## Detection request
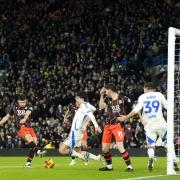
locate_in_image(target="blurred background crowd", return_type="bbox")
[0,0,179,149]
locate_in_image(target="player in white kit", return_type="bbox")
[118,83,179,171]
[59,92,103,164]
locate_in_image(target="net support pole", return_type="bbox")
[167,27,176,175]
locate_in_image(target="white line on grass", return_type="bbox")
[0,164,64,169]
[0,165,41,169]
[117,174,180,180]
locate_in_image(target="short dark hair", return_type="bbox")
[75,92,87,100]
[144,82,154,90]
[104,83,117,92]
[17,94,27,101]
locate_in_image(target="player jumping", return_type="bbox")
[0,94,46,168]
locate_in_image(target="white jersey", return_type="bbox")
[64,102,98,148]
[133,91,167,122]
[71,102,97,133]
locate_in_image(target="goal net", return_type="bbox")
[167,27,180,175]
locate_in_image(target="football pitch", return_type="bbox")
[0,157,180,180]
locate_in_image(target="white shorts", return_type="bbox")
[63,130,82,148]
[145,120,167,145]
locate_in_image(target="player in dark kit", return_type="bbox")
[99,83,133,171]
[0,94,46,168]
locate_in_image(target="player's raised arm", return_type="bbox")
[99,87,107,110]
[0,105,14,126]
[0,114,11,126]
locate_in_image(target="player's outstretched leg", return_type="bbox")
[59,143,86,161]
[81,151,105,165]
[36,143,47,158]
[37,149,47,157]
[69,149,87,161]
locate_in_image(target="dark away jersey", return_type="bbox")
[104,94,132,124]
[8,103,33,128]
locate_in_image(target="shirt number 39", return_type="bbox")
[144,100,160,113]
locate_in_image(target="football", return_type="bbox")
[44,159,55,168]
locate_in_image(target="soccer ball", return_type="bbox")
[44,159,55,168]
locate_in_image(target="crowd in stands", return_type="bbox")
[0,0,179,149]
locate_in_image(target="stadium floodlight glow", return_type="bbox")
[167,27,180,175]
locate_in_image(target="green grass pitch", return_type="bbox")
[0,157,179,180]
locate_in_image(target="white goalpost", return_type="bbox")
[167,27,180,175]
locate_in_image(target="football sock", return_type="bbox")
[70,150,84,160]
[147,147,155,159]
[71,156,75,160]
[27,142,38,163]
[82,151,99,160]
[121,151,131,166]
[103,152,112,168]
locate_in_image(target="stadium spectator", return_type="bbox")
[0,0,179,149]
[124,123,135,149]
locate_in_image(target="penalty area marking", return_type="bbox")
[116,174,180,180]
